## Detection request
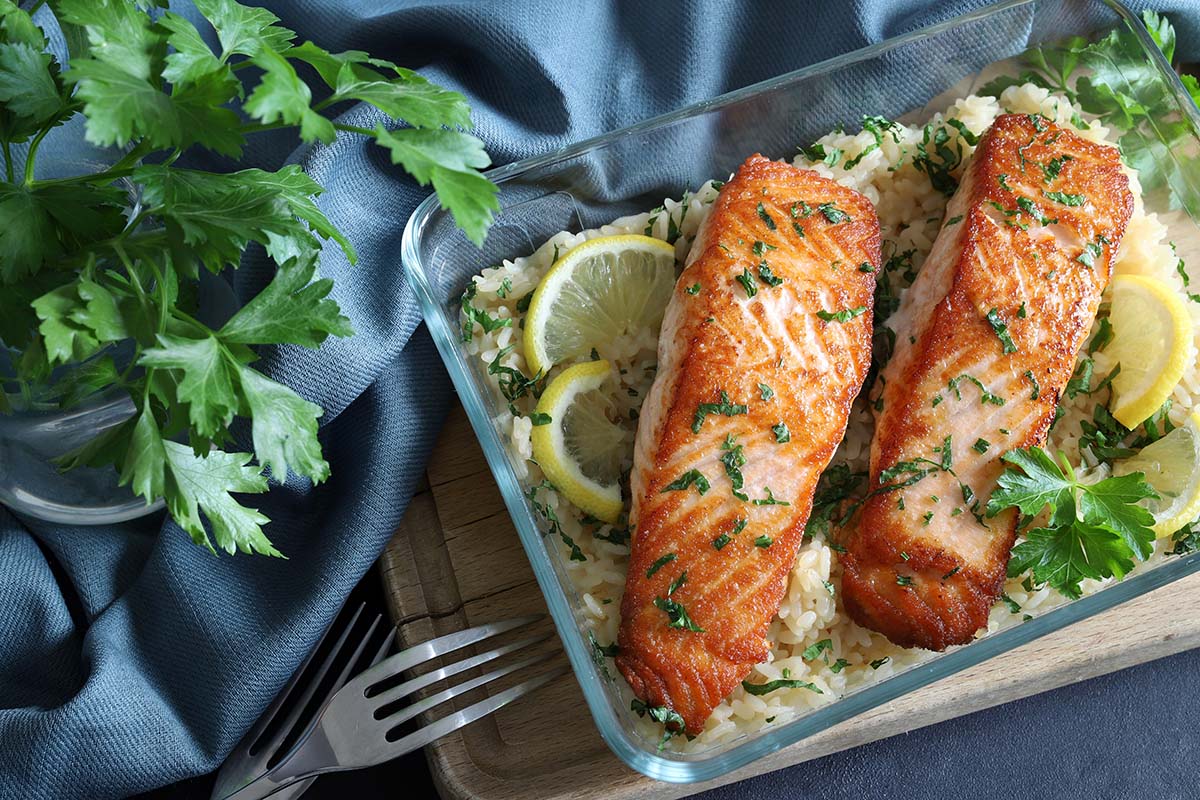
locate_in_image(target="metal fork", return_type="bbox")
[221,614,566,799]
[211,603,395,800]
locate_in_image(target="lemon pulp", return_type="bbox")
[530,360,627,523]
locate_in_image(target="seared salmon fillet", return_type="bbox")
[841,114,1133,651]
[616,154,880,733]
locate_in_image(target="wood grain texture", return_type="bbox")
[379,403,1200,800]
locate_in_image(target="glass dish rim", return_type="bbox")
[401,0,1200,783]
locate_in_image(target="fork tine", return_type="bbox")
[370,627,396,666]
[382,665,569,760]
[367,631,552,710]
[353,614,544,691]
[377,651,547,730]
[245,602,365,752]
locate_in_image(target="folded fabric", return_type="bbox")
[0,1,1194,798]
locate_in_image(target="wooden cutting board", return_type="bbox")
[378,403,1200,800]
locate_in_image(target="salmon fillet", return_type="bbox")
[841,114,1134,651]
[616,154,880,733]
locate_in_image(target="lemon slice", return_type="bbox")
[1106,274,1195,429]
[524,234,676,376]
[1114,408,1200,537]
[530,360,626,523]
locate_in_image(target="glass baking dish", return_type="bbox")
[402,0,1200,782]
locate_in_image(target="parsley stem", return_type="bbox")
[1,139,11,183]
[29,139,154,189]
[22,124,53,185]
[334,123,376,137]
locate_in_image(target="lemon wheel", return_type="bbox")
[530,360,627,523]
[1115,408,1200,537]
[523,235,676,376]
[1105,274,1194,429]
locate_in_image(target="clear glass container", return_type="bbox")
[402,0,1200,782]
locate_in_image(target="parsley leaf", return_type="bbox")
[989,447,1157,598]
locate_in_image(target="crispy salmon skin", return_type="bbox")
[841,114,1134,651]
[616,155,880,733]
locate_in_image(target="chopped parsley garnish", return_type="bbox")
[686,282,701,295]
[1024,369,1041,400]
[1016,196,1057,226]
[1041,154,1072,183]
[754,535,773,548]
[1076,240,1103,268]
[758,263,784,287]
[752,487,790,506]
[1018,301,1027,319]
[646,553,677,578]
[831,658,850,673]
[631,699,686,745]
[1088,317,1113,354]
[792,221,806,238]
[653,596,705,632]
[692,390,748,433]
[496,277,512,298]
[661,470,711,495]
[942,566,962,580]
[857,261,876,273]
[802,639,833,661]
[817,306,867,323]
[720,435,749,501]
[757,202,777,230]
[988,447,1158,598]
[713,517,749,551]
[937,434,954,471]
[736,268,758,298]
[985,308,1018,354]
[758,383,775,401]
[870,657,890,670]
[948,374,1006,406]
[843,115,903,168]
[922,511,934,525]
[896,575,914,586]
[667,571,688,595]
[529,412,552,426]
[461,281,514,341]
[1043,190,1085,206]
[818,202,850,224]
[1000,593,1022,614]
[913,121,965,195]
[741,678,822,696]
[527,482,585,561]
[772,421,791,443]
[998,173,1013,192]
[516,291,534,313]
[945,215,964,226]
[752,240,777,257]
[792,201,813,218]
[801,143,842,167]
[973,438,991,454]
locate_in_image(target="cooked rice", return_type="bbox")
[460,83,1200,753]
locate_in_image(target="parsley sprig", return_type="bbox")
[980,11,1200,216]
[987,447,1157,598]
[0,0,498,555]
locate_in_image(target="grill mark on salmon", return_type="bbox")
[841,114,1134,651]
[616,154,880,733]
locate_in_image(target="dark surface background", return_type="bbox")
[147,564,1198,800]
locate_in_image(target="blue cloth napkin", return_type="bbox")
[2,2,1197,798]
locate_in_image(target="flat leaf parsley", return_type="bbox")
[987,447,1157,598]
[0,0,498,555]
